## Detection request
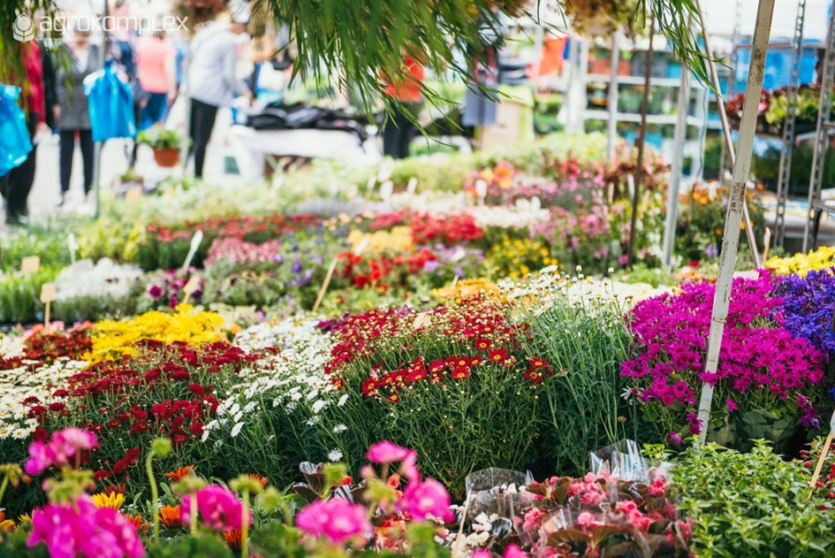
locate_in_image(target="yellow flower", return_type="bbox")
[766,246,835,277]
[85,305,225,363]
[91,491,125,510]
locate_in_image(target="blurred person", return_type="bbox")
[0,36,55,225]
[381,54,424,159]
[53,26,102,205]
[135,30,176,130]
[187,7,252,179]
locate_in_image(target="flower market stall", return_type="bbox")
[4,0,835,557]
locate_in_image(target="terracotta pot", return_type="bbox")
[152,147,180,168]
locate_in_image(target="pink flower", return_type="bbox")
[27,496,144,558]
[366,441,421,480]
[503,543,530,558]
[25,428,99,475]
[180,485,250,533]
[726,399,738,413]
[576,512,597,528]
[366,441,411,464]
[397,478,454,522]
[521,507,545,532]
[296,499,372,544]
[472,550,492,558]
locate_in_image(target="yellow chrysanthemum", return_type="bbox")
[766,246,835,277]
[348,227,414,255]
[85,304,225,363]
[433,278,500,301]
[91,491,125,510]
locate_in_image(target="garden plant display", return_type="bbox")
[2,132,835,556]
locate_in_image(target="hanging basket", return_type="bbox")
[152,147,180,168]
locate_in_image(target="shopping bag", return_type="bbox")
[0,85,33,176]
[84,59,137,142]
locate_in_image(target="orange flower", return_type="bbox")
[223,529,242,551]
[165,465,196,482]
[125,514,149,534]
[246,474,269,488]
[0,512,14,532]
[158,505,182,529]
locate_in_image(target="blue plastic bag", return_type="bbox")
[0,85,33,176]
[84,59,137,142]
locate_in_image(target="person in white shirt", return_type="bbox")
[187,7,252,178]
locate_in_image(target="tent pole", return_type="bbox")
[696,0,776,446]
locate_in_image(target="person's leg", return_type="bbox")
[7,112,38,219]
[191,99,219,179]
[59,130,75,201]
[397,105,417,159]
[79,130,95,194]
[382,110,403,159]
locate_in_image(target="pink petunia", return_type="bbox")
[295,499,372,544]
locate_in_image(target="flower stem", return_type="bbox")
[0,474,9,507]
[190,493,198,535]
[241,490,250,558]
[146,453,160,541]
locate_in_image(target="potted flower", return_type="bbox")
[137,126,183,168]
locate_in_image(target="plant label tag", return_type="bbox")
[183,276,200,296]
[354,237,369,257]
[21,256,40,274]
[40,282,56,303]
[475,180,487,203]
[412,312,432,330]
[126,187,142,201]
[380,181,394,202]
[830,410,835,433]
[346,184,359,199]
[182,230,204,270]
[407,178,418,195]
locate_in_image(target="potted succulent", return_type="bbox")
[137,126,183,168]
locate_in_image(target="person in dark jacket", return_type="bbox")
[53,26,102,205]
[0,39,54,224]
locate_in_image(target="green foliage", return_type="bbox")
[0,267,58,324]
[672,441,835,557]
[517,285,657,475]
[137,126,184,150]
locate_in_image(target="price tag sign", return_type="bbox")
[21,256,40,274]
[380,181,394,202]
[126,187,142,201]
[412,312,432,330]
[40,282,57,303]
[181,230,204,271]
[407,178,418,196]
[182,275,201,304]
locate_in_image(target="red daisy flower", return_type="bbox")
[451,367,471,380]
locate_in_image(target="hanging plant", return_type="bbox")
[562,0,644,37]
[173,0,230,28]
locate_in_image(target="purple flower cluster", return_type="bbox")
[622,272,825,426]
[773,269,835,357]
[28,496,144,558]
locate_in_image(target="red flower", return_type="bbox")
[33,427,48,442]
[429,359,445,374]
[188,384,205,396]
[190,422,204,435]
[524,369,544,385]
[528,357,549,369]
[52,389,69,398]
[474,338,492,351]
[362,378,379,398]
[48,402,67,413]
[488,349,509,363]
[451,367,471,380]
[151,403,170,420]
[387,392,401,403]
[113,448,141,474]
[107,418,122,429]
[330,376,346,390]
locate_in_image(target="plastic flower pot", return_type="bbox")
[152,147,180,168]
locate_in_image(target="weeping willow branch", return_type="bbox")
[0,0,708,105]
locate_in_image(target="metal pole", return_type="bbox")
[694,0,761,269]
[627,20,654,267]
[607,33,620,160]
[662,66,690,266]
[696,0,776,446]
